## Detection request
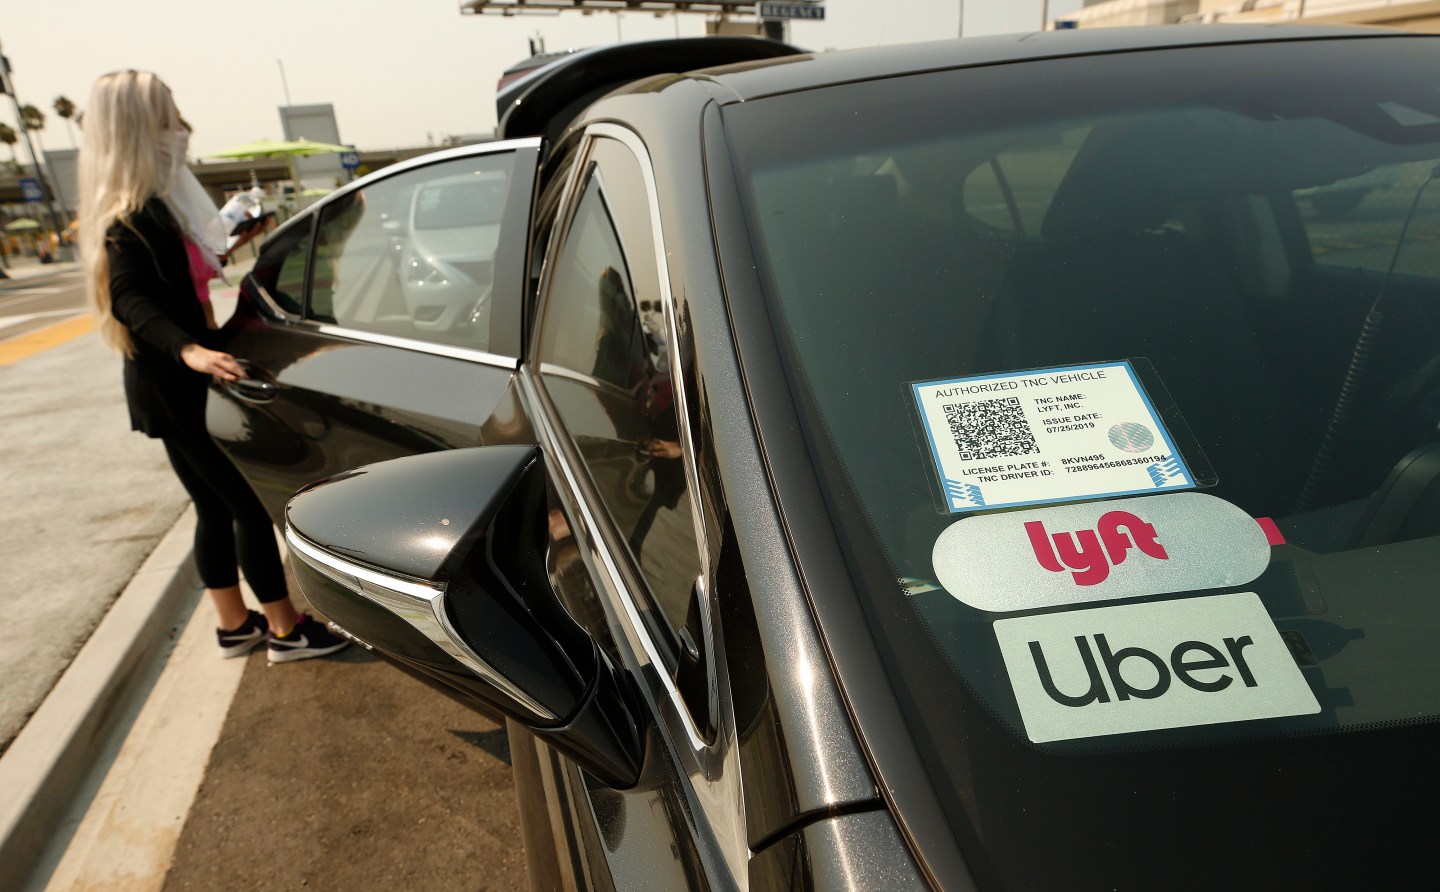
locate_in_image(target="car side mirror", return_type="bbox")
[284,446,643,788]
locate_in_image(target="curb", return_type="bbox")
[0,507,199,892]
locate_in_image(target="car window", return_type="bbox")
[249,216,311,315]
[720,38,1440,888]
[536,138,703,664]
[308,152,517,352]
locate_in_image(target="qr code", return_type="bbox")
[945,398,1039,461]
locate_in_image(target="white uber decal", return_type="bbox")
[931,492,1276,612]
[994,593,1319,743]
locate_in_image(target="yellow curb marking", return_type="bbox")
[0,314,95,366]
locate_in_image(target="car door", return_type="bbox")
[516,128,747,889]
[210,140,539,521]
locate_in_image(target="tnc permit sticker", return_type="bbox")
[912,361,1194,512]
[930,492,1279,612]
[995,593,1320,743]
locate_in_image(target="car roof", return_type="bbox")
[687,24,1419,103]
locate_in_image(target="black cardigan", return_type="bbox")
[107,198,214,439]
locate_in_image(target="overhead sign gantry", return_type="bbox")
[461,1,763,15]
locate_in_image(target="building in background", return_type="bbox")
[1060,0,1198,28]
[1056,0,1440,30]
[280,104,345,193]
[44,148,76,219]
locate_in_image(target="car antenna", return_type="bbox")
[1295,164,1440,513]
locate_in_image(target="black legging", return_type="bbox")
[161,430,288,603]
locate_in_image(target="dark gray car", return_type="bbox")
[217,28,1440,889]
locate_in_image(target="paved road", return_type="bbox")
[0,262,188,753]
[0,272,87,341]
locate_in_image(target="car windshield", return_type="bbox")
[721,37,1440,885]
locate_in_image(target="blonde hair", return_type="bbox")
[77,71,180,357]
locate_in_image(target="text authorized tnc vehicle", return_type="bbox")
[211,28,1440,889]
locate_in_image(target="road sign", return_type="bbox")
[760,1,824,20]
[340,150,360,170]
[18,177,43,203]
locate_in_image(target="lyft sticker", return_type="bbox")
[912,361,1194,512]
[995,592,1320,743]
[930,493,1274,612]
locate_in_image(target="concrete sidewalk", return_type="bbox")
[0,509,204,891]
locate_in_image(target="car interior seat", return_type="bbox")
[974,122,1301,518]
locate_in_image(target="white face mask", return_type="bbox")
[158,125,227,270]
[157,128,190,183]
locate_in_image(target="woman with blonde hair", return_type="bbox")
[78,70,346,663]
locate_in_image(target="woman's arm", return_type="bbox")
[106,204,197,363]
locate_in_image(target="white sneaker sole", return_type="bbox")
[218,634,266,659]
[266,640,350,664]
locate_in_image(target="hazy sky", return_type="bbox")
[2,0,1082,160]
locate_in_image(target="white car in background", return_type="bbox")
[396,170,508,331]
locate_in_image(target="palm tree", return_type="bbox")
[0,123,16,165]
[53,96,78,147]
[20,104,44,135]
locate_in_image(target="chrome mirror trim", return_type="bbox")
[284,526,557,722]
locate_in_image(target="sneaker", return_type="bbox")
[267,614,350,664]
[217,610,269,658]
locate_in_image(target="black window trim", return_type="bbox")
[247,212,314,322]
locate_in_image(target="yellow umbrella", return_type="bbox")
[4,218,41,232]
[203,138,352,160]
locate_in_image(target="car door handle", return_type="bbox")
[224,376,277,403]
[224,360,278,404]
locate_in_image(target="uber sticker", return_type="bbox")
[995,593,1320,744]
[930,492,1275,612]
[912,361,1194,512]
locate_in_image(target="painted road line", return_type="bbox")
[0,287,64,296]
[0,315,94,366]
[0,288,64,298]
[0,310,81,334]
[0,293,75,313]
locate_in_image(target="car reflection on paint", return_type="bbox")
[395,171,508,332]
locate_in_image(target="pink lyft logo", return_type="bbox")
[930,493,1279,612]
[1025,510,1168,586]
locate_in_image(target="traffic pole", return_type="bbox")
[0,46,72,261]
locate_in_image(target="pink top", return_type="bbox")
[183,238,213,304]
